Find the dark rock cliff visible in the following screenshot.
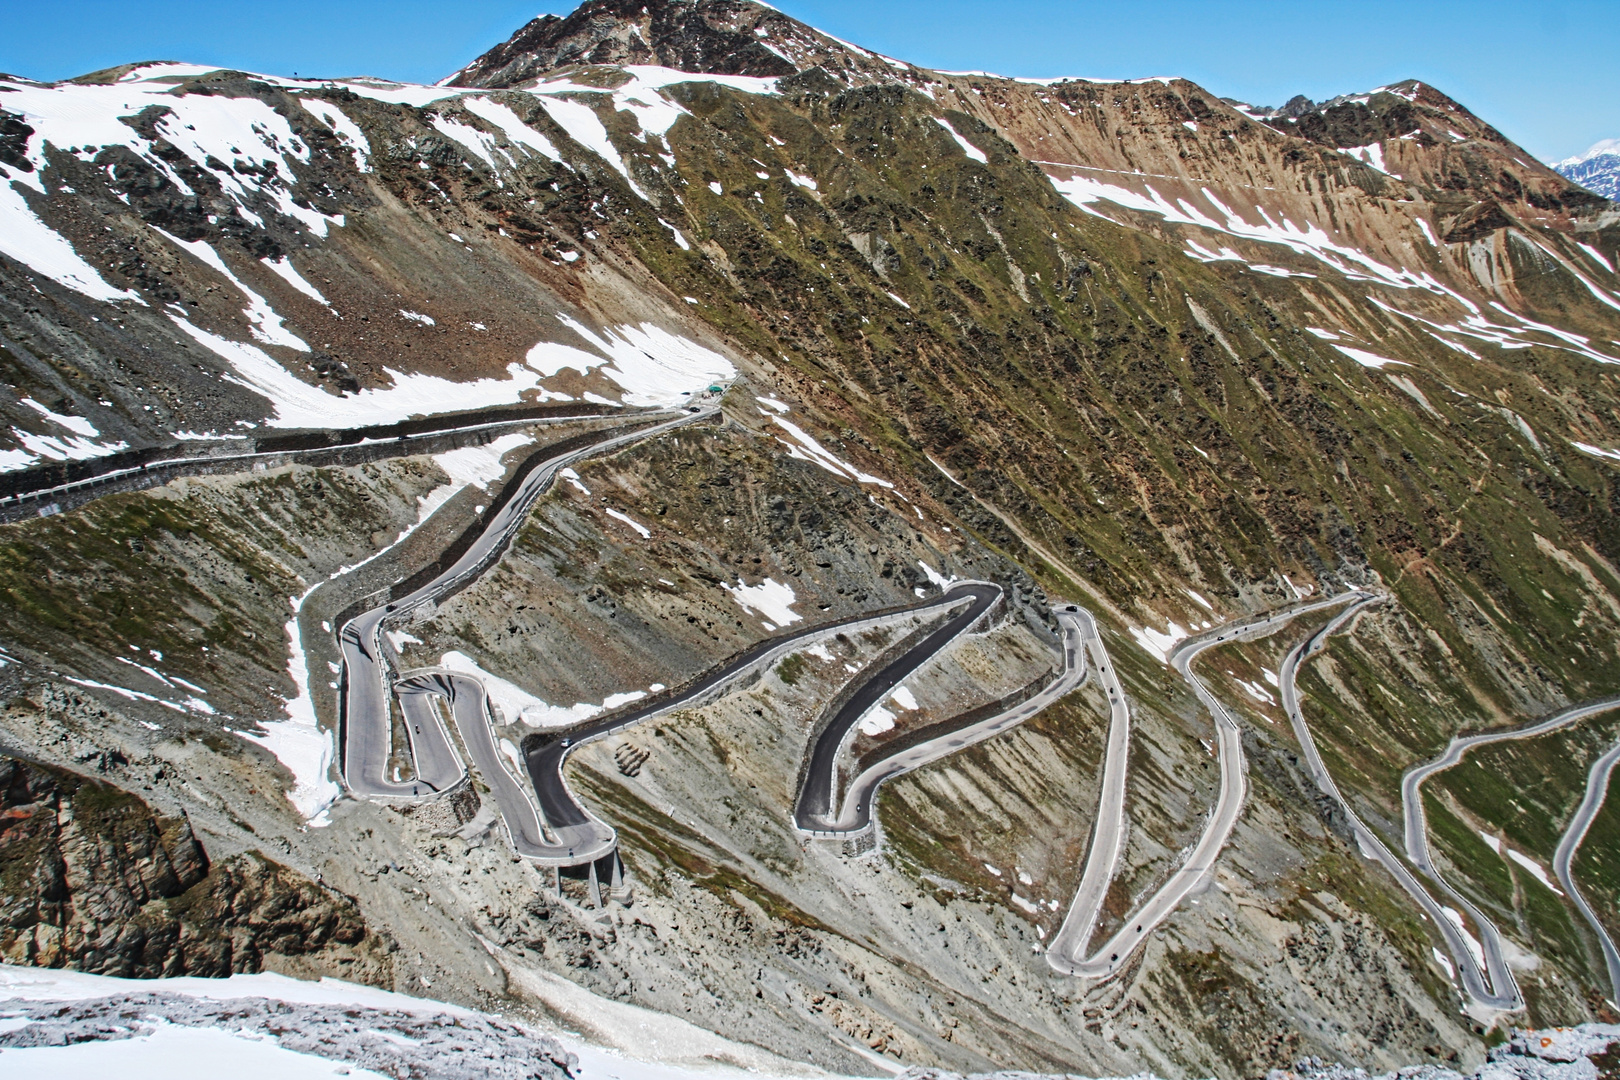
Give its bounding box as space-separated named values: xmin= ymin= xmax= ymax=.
xmin=0 ymin=755 xmax=390 ymax=981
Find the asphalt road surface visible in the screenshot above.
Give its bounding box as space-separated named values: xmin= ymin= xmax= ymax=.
xmin=1045 ymin=605 xmax=1132 ymax=974
xmin=397 ymin=671 xmax=615 ymax=863
xmin=793 ymin=582 xmax=1002 ymax=831
xmin=803 ymin=604 xmax=1089 ymax=836
xmin=1554 ymin=738 xmax=1620 ymax=1005
xmin=340 ymin=408 xmax=707 ymax=801
xmin=525 ymin=583 xmax=997 ymax=841
xmin=1401 ymin=694 xmax=1620 ymax=1011
xmin=1048 ymin=591 xmax=1362 ymax=979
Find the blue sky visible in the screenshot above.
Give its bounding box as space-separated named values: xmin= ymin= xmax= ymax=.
xmin=2 ymin=0 xmax=1614 ymax=163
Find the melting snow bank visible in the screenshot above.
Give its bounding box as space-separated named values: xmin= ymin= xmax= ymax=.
xmin=723 ymin=577 xmax=804 ymax=627
xmin=439 ymin=651 xmax=657 ymax=728
xmin=243 ymin=585 xmax=341 ymax=825
xmin=0 ymin=965 xmax=573 ymax=1080
xmin=1130 ymin=620 xmax=1189 ymax=664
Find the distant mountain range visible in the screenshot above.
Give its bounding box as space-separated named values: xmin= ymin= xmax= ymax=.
xmin=1556 ymin=138 xmax=1620 ymax=200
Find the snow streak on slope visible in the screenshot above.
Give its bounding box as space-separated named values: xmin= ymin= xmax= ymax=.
xmin=299 ymin=97 xmax=371 ymax=171
xmin=169 ymin=315 xmax=552 ymax=428
xmin=1049 ymin=173 xmax=1440 ymax=291
xmin=439 ymin=650 xmax=656 ymax=728
xmin=0 ymin=174 xmax=142 ymax=303
xmin=2 ymin=397 xmax=130 ymax=473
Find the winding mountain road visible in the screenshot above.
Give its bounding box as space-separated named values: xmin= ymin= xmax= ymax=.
xmin=1275 ymin=591 xmax=1525 ymax=1012
xmin=339 ymin=407 xmax=708 ymax=801
xmin=799 ymin=603 xmax=1088 ymax=836
xmin=1401 ymin=696 xmax=1620 ymax=1010
xmin=1554 ymin=739 xmax=1620 ymax=1005
xmin=523 ymin=583 xmax=998 ymax=860
xmin=792 ymin=583 xmax=1003 ymax=833
xmin=1048 ymin=591 xmax=1363 ymax=978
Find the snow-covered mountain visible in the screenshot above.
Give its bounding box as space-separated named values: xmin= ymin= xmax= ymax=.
xmin=1556 ymin=138 xmax=1620 ymax=200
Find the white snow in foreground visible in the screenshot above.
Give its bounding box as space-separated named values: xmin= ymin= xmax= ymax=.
xmin=1183 ymin=588 xmax=1213 ymax=611
xmin=526 ymin=314 xmax=734 ymax=406
xmin=784 ymin=169 xmax=818 ymax=191
xmin=439 ymin=650 xmax=648 ymax=728
xmin=1415 ymin=218 xmax=1439 ymax=246
xmin=770 ymin=415 xmax=893 ymax=487
xmin=1441 ymin=906 xmax=1487 ymax=972
xmin=1332 ymin=343 xmax=1406 ymax=369
xmin=891 ymin=685 xmax=919 ymax=711
xmin=1478 ymin=829 xmax=1503 ymax=855
xmin=0 ymin=1018 xmax=390 ymax=1079
xmin=261 ymin=255 xmax=329 ymax=305
xmin=299 ymin=97 xmax=371 ymax=172
xmin=1432 ymin=946 xmax=1456 ymax=979
xmin=722 ymin=577 xmax=803 ymax=627
xmin=933 ymin=116 xmax=988 ymax=163
xmin=755 ymin=395 xmax=790 ymax=413
xmin=1130 ymin=621 xmax=1188 ymax=664
xmin=606 ymin=507 xmax=652 ymax=538
xmin=1505 ymin=848 xmax=1564 ymax=895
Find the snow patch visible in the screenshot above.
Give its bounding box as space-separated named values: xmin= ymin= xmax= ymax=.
xmin=0 ymin=173 xmax=142 ymax=303
xmin=1332 ymin=344 xmax=1406 ymax=369
xmin=770 ymin=415 xmax=893 ymax=487
xmin=605 ymin=507 xmax=651 ymax=538
xmin=1131 ymin=621 xmax=1188 ymax=664
xmin=933 ymin=116 xmax=988 ymax=163
xmin=299 ymin=98 xmax=371 ymax=172
xmin=440 ymin=650 xmax=648 ymax=728
xmin=858 ymin=704 xmax=895 ymax=736
xmin=722 ymin=577 xmax=803 ymax=627
xmin=261 ymin=256 xmax=329 ymax=305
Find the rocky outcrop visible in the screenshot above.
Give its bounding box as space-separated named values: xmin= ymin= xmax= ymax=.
xmin=0 ymin=755 xmax=389 ymax=982
xmin=448 ymin=0 xmax=908 ymax=89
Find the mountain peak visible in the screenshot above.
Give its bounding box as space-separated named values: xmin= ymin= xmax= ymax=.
xmin=447 ymin=0 xmax=910 ymax=89
xmin=1555 ymin=137 xmax=1620 ymax=199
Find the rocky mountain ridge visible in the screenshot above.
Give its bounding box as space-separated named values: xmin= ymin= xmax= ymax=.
xmin=1 ymin=1 xmax=1619 ymax=1077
